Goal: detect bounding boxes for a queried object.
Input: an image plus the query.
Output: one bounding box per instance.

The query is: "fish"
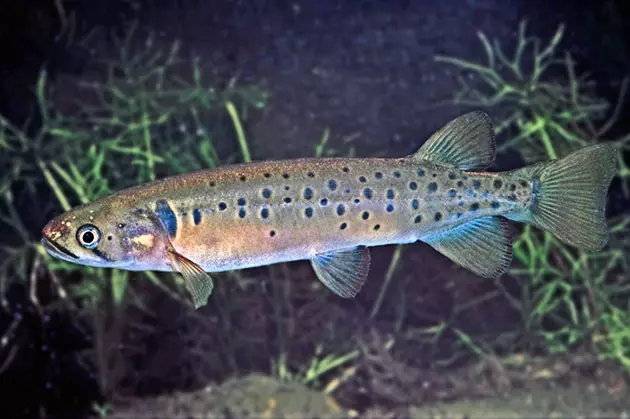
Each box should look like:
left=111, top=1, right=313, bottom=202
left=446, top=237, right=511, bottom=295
left=41, top=112, right=618, bottom=309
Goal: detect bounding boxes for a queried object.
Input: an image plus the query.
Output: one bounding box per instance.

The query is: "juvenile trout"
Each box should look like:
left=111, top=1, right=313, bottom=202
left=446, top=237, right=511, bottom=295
left=41, top=112, right=617, bottom=308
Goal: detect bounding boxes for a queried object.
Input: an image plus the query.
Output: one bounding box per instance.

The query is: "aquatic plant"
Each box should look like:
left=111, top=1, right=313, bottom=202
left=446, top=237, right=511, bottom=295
left=434, top=21, right=630, bottom=368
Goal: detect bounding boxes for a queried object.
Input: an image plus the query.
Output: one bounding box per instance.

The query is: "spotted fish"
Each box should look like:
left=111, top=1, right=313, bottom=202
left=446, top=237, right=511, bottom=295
left=41, top=112, right=617, bottom=309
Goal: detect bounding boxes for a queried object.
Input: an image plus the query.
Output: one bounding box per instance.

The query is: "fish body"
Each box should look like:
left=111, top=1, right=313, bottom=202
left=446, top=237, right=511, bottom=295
left=41, top=112, right=618, bottom=308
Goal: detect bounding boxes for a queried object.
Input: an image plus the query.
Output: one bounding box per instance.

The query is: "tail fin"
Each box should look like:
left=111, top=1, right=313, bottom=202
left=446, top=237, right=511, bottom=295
left=510, top=144, right=617, bottom=251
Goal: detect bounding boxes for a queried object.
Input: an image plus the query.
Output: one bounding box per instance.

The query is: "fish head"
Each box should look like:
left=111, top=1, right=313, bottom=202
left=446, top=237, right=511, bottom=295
left=41, top=200, right=172, bottom=270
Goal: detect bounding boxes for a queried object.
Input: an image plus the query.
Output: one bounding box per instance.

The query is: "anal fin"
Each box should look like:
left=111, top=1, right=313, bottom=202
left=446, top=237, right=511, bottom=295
left=423, top=216, right=512, bottom=279
left=310, top=246, right=371, bottom=298
left=167, top=247, right=214, bottom=309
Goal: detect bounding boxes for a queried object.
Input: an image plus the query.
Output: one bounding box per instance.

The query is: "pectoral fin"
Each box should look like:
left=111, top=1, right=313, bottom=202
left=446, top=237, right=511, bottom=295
left=167, top=248, right=214, bottom=309
left=423, top=216, right=512, bottom=279
left=310, top=246, right=371, bottom=298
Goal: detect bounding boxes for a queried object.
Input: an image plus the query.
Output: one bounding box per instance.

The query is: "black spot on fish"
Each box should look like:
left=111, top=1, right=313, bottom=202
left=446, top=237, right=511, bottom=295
left=308, top=172, right=315, bottom=178
left=304, top=187, right=313, bottom=200
left=375, top=172, right=383, bottom=179
left=362, top=211, right=370, bottom=220
left=493, top=179, right=503, bottom=189
left=218, top=202, right=227, bottom=211
left=263, top=173, right=271, bottom=178
left=417, top=168, right=425, bottom=177
left=340, top=222, right=347, bottom=230
left=508, top=193, right=517, bottom=202
left=282, top=173, right=290, bottom=179
left=240, top=175, right=247, bottom=182
left=387, top=189, right=395, bottom=199
left=414, top=215, right=422, bottom=223
left=428, top=182, right=438, bottom=192
left=359, top=176, right=367, bottom=183
left=239, top=208, right=246, bottom=218
left=261, top=208, right=269, bottom=218
left=237, top=198, right=246, bottom=206
left=284, top=197, right=292, bottom=204
left=412, top=199, right=419, bottom=210
left=457, top=212, right=463, bottom=218
left=432, top=173, right=437, bottom=178
left=193, top=209, right=202, bottom=225
left=155, top=200, right=177, bottom=238
left=373, top=224, right=381, bottom=231
left=491, top=201, right=500, bottom=209
left=448, top=189, right=457, bottom=198
left=107, top=235, right=112, bottom=241
left=393, top=171, right=401, bottom=178
left=210, top=181, right=216, bottom=187
left=284, top=185, right=290, bottom=191
left=448, top=172, right=457, bottom=180
left=459, top=200, right=465, bottom=206
left=262, top=188, right=272, bottom=199
left=342, top=167, right=349, bottom=173
left=386, top=204, right=394, bottom=213
left=520, top=180, right=528, bottom=187
left=305, top=207, right=313, bottom=218
left=320, top=198, right=328, bottom=206
left=345, top=188, right=351, bottom=194
left=269, top=230, right=276, bottom=237
left=457, top=180, right=464, bottom=187
left=473, top=180, right=481, bottom=189
left=337, top=204, right=345, bottom=216
left=510, top=183, right=517, bottom=191
left=354, top=198, right=360, bottom=204
left=409, top=181, right=417, bottom=190
left=364, top=188, right=373, bottom=199
left=470, top=203, right=480, bottom=211
left=329, top=179, right=337, bottom=191
left=434, top=212, right=442, bottom=221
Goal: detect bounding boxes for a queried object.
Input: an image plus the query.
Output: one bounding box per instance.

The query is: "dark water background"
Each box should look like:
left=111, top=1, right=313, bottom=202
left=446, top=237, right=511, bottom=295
left=0, top=0, right=628, bottom=417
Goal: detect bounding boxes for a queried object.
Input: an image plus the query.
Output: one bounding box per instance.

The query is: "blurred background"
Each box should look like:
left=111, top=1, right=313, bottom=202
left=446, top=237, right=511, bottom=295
left=0, top=0, right=629, bottom=417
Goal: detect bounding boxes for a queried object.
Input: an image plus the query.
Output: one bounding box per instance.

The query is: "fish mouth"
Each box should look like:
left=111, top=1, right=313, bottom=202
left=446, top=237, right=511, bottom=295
left=41, top=237, right=79, bottom=260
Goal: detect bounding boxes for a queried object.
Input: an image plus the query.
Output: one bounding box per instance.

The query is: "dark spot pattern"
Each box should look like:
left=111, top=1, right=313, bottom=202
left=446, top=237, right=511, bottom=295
left=414, top=215, right=422, bottom=223
left=238, top=208, right=246, bottom=218
left=237, top=198, right=246, bottom=206
left=155, top=200, right=177, bottom=238
left=510, top=183, right=517, bottom=191
left=362, top=211, right=370, bottom=220
left=457, top=181, right=464, bottom=187
left=210, top=181, right=216, bottom=187
left=262, top=188, right=272, bottom=199
left=493, top=179, right=503, bottom=189
left=520, top=180, right=528, bottom=187
left=448, top=172, right=457, bottom=180
left=375, top=172, right=383, bottom=179
left=193, top=209, right=202, bottom=225
left=269, top=230, right=276, bottom=237
left=434, top=212, right=442, bottom=221
left=457, top=212, right=463, bottom=218
left=284, top=197, right=292, bottom=204
left=329, top=179, right=338, bottom=191
left=354, top=198, right=360, bottom=204
left=459, top=200, right=465, bottom=206
left=417, top=168, right=425, bottom=177
left=387, top=189, right=395, bottom=200
left=263, top=173, right=271, bottom=178
left=308, top=172, right=315, bottom=178
left=359, top=176, right=367, bottom=183
left=471, top=203, right=480, bottom=211
left=412, top=199, right=419, bottom=210
left=320, top=198, right=328, bottom=206
left=218, top=202, right=227, bottom=211
left=342, top=167, right=349, bottom=173
left=239, top=175, right=247, bottom=182
left=428, top=182, right=438, bottom=192
left=448, top=189, right=457, bottom=198
left=508, top=194, right=517, bottom=201
left=261, top=208, right=269, bottom=218
left=364, top=188, right=373, bottom=199
left=386, top=204, right=394, bottom=213
left=409, top=181, right=417, bottom=190
left=491, top=201, right=500, bottom=209
left=284, top=185, right=290, bottom=191
left=303, top=187, right=313, bottom=200
left=473, top=180, right=481, bottom=189
left=337, top=204, right=345, bottom=216
left=373, top=224, right=381, bottom=231
left=340, top=222, right=347, bottom=230
left=282, top=173, right=290, bottom=179
left=305, top=207, right=313, bottom=217
left=393, top=171, right=401, bottom=178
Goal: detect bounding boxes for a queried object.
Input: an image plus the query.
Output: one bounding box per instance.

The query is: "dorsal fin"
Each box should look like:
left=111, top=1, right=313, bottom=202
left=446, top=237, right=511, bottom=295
left=411, top=111, right=495, bottom=170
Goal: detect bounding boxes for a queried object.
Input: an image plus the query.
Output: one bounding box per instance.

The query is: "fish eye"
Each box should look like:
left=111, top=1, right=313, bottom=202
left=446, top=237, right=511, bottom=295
left=76, top=224, right=102, bottom=249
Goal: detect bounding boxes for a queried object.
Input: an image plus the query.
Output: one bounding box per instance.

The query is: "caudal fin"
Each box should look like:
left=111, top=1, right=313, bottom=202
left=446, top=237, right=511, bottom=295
left=511, top=144, right=617, bottom=251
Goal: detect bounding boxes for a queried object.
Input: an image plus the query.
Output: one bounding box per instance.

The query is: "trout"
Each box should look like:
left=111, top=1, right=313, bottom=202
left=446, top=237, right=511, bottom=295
left=41, top=112, right=617, bottom=308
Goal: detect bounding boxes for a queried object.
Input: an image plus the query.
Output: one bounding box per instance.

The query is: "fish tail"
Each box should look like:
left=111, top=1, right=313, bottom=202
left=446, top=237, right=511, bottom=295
left=509, top=144, right=617, bottom=251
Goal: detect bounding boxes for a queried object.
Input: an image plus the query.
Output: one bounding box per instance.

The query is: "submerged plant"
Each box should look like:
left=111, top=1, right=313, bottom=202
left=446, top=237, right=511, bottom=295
left=435, top=21, right=630, bottom=367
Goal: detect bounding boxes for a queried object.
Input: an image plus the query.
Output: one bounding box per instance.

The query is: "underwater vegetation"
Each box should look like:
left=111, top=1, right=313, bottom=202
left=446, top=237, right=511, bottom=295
left=0, top=14, right=629, bottom=419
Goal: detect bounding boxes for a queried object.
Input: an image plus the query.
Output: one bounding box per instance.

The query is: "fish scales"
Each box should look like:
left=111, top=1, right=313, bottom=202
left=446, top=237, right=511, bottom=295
left=41, top=111, right=618, bottom=309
